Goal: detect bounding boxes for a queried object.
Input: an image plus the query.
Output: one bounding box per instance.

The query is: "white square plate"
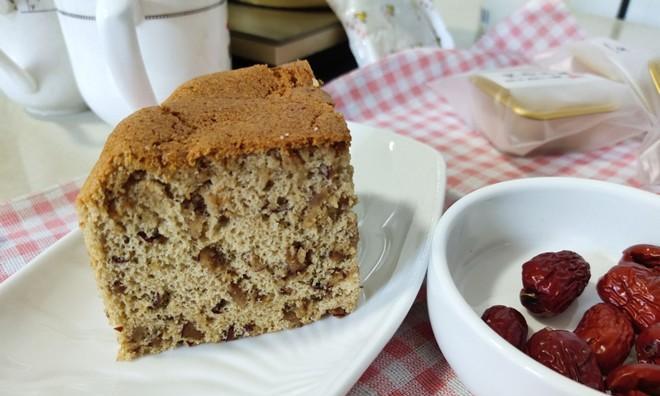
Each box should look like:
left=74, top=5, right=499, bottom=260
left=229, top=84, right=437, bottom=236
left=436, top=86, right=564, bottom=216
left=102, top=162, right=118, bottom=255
left=0, top=122, right=446, bottom=396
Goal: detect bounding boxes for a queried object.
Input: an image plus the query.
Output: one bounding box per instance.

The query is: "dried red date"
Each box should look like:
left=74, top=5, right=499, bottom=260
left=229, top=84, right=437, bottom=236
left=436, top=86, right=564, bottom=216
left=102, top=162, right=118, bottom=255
left=481, top=305, right=528, bottom=350
left=526, top=328, right=603, bottom=390
left=637, top=322, right=660, bottom=365
left=597, top=263, right=660, bottom=330
left=574, top=303, right=635, bottom=373
left=520, top=251, right=591, bottom=317
left=622, top=244, right=660, bottom=270
left=607, top=364, right=660, bottom=395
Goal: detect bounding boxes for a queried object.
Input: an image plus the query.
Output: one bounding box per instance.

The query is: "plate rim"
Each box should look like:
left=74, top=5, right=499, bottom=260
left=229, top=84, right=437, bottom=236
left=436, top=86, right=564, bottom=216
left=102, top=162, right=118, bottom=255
left=329, top=121, right=446, bottom=394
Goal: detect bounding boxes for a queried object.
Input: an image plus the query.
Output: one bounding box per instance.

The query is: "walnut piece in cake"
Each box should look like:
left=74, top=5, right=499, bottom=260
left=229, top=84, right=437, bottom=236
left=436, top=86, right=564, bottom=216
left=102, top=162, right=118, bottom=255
left=76, top=61, right=360, bottom=360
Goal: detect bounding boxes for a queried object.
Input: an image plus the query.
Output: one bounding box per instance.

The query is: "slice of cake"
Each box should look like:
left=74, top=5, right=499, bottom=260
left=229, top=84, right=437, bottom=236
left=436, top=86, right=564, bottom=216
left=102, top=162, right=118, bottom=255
left=76, top=61, right=360, bottom=360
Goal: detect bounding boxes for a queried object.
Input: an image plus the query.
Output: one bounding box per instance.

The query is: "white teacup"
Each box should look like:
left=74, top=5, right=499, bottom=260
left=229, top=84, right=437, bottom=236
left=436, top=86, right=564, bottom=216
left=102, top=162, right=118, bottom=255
left=0, top=0, right=86, bottom=115
left=55, top=0, right=231, bottom=126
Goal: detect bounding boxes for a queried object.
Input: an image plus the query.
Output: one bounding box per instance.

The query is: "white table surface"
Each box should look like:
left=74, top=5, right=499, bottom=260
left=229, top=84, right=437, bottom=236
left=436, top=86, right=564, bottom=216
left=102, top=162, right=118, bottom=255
left=0, top=97, right=110, bottom=202
left=1, top=12, right=658, bottom=203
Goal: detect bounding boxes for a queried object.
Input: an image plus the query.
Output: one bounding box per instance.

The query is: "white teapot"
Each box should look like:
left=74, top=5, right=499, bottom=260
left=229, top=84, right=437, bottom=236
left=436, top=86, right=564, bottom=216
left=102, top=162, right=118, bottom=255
left=55, top=0, right=231, bottom=126
left=0, top=0, right=86, bottom=115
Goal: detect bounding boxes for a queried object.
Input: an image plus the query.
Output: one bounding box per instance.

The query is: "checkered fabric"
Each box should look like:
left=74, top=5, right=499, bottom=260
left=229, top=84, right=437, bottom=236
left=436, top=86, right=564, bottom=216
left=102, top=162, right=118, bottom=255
left=0, top=1, right=657, bottom=395
left=349, top=287, right=469, bottom=396
left=325, top=0, right=656, bottom=205
left=0, top=180, right=81, bottom=282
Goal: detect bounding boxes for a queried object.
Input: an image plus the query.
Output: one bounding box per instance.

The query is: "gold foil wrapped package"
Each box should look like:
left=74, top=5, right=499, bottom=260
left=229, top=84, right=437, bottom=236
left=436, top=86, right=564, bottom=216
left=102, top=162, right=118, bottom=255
left=432, top=67, right=647, bottom=156
left=538, top=38, right=658, bottom=117
left=537, top=38, right=660, bottom=186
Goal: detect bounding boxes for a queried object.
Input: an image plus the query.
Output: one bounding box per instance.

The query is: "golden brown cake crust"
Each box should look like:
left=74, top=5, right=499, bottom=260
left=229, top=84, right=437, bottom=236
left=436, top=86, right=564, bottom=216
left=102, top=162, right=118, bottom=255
left=78, top=61, right=349, bottom=209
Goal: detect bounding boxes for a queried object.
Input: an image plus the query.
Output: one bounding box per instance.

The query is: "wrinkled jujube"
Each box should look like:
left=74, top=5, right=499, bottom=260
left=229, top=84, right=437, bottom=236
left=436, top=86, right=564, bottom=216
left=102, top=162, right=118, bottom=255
left=637, top=322, right=660, bottom=365
left=621, top=244, right=660, bottom=270
left=597, top=262, right=660, bottom=331
left=520, top=251, right=591, bottom=317
left=574, top=303, right=635, bottom=373
left=526, top=328, right=603, bottom=391
left=481, top=305, right=528, bottom=350
left=607, top=364, right=660, bottom=395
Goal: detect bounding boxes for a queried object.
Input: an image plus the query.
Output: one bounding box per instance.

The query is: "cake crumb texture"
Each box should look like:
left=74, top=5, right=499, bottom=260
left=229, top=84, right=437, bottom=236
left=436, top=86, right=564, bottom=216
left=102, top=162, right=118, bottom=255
left=76, top=61, right=360, bottom=360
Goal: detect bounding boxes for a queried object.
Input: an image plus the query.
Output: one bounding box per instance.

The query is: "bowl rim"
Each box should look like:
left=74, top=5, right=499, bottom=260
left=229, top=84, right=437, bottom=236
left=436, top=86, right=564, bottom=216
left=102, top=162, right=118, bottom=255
left=428, top=176, right=660, bottom=395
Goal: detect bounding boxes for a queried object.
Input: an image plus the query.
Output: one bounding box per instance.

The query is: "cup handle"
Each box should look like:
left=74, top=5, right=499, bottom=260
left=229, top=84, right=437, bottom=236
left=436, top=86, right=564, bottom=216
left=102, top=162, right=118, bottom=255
left=96, top=0, right=157, bottom=111
left=0, top=49, right=37, bottom=95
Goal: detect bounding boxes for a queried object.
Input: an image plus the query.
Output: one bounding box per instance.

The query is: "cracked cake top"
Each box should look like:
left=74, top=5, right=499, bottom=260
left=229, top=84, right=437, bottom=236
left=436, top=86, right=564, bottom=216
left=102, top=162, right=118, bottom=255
left=78, top=61, right=350, bottom=207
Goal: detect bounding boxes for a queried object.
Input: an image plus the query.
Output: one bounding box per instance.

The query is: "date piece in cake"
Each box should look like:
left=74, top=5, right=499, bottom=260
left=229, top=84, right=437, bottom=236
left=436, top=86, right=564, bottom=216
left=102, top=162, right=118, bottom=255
left=76, top=61, right=360, bottom=360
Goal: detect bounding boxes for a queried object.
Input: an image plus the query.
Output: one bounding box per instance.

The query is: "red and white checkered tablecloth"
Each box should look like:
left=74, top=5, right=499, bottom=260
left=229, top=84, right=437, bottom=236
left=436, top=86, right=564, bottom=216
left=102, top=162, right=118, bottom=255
left=1, top=1, right=658, bottom=395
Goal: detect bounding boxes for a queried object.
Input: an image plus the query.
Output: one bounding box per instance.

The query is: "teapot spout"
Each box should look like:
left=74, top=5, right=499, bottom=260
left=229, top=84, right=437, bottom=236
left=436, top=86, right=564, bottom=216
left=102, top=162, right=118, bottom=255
left=0, top=49, right=37, bottom=96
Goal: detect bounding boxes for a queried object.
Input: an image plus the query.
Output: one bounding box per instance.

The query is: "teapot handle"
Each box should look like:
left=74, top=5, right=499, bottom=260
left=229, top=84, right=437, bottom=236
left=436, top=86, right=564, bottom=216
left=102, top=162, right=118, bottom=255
left=0, top=49, right=37, bottom=95
left=96, top=0, right=157, bottom=111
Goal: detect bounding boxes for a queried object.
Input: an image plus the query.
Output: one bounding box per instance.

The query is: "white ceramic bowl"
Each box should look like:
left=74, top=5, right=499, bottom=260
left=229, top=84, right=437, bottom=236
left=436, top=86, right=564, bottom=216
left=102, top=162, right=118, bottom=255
left=427, top=177, right=660, bottom=396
